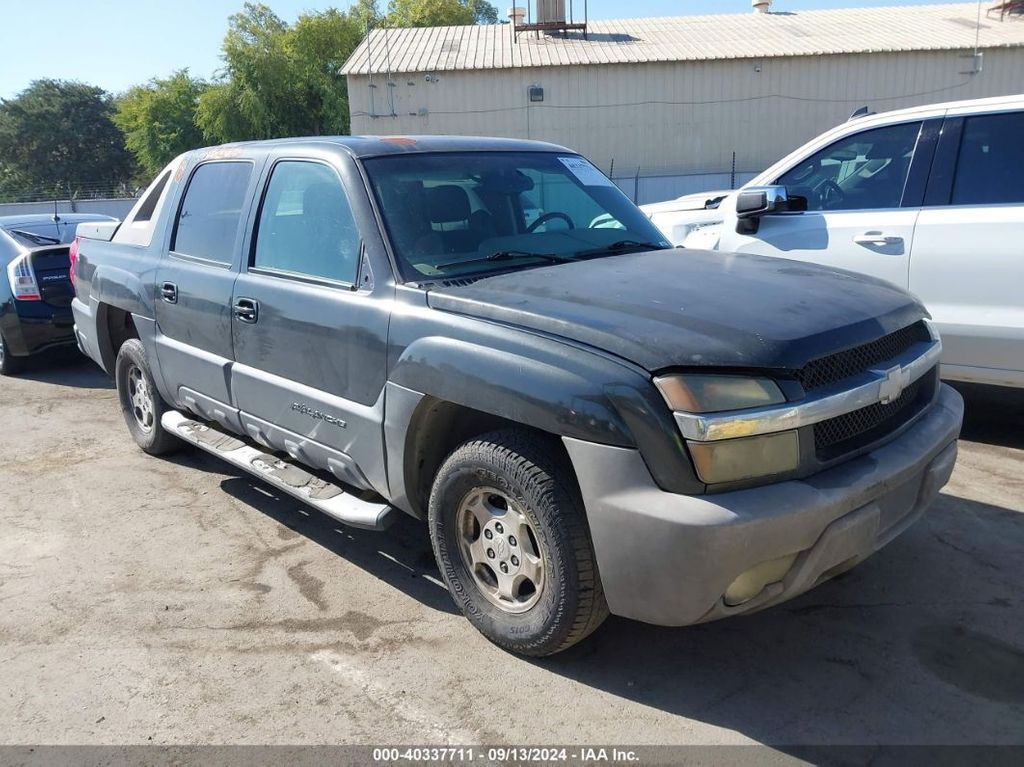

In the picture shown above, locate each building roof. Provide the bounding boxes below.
[341,3,1024,76]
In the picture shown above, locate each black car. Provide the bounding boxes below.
[0,213,116,375]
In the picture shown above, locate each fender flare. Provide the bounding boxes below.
[389,335,637,447]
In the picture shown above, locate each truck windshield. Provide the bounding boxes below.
[363,152,671,281]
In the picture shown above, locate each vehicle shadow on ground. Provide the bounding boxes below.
[533,492,1024,745]
[13,350,112,390]
[952,382,1024,450]
[162,448,459,616]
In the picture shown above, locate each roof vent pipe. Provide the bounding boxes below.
[752,0,772,12]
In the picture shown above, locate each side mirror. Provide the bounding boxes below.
[736,186,789,219]
[735,185,806,234]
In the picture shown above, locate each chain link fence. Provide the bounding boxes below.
[0,181,144,205]
[0,182,141,219]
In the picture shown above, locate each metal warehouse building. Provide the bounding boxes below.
[342,2,1024,203]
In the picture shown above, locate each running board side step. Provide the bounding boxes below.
[161,411,396,531]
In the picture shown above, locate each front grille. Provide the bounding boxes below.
[814,370,935,460]
[797,321,931,391]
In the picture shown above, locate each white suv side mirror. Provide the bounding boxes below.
[735,185,807,234]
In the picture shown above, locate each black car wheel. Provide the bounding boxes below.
[429,429,608,656]
[115,339,179,455]
[0,333,25,376]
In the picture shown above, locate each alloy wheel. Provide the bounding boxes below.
[127,364,155,432]
[456,487,545,614]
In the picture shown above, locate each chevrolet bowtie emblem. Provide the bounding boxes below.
[878,365,911,405]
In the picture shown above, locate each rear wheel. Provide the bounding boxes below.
[115,339,179,455]
[0,333,25,376]
[428,429,608,656]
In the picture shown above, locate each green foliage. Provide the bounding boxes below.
[114,71,208,179]
[290,9,366,135]
[0,79,133,196]
[468,0,499,24]
[351,0,384,32]
[386,0,499,26]
[195,3,364,143]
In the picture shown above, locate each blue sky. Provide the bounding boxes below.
[0,1,965,98]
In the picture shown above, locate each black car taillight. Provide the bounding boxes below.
[6,254,41,301]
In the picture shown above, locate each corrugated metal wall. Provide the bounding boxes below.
[347,47,1024,203]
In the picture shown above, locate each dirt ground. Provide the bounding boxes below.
[1,352,1022,749]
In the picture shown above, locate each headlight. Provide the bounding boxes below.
[655,374,796,484]
[654,374,785,413]
[688,430,800,484]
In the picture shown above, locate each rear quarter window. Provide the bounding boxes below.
[113,159,180,247]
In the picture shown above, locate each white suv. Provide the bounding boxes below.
[644,94,1024,389]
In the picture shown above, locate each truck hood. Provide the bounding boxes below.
[426,249,926,373]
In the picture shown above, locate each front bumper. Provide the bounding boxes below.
[564,384,963,626]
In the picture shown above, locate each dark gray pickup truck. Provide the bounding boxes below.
[72,136,963,656]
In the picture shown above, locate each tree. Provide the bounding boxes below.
[193,0,501,146]
[468,0,499,24]
[0,80,133,197]
[193,82,252,145]
[196,3,363,143]
[351,0,384,32]
[288,9,365,136]
[114,71,208,179]
[385,0,499,26]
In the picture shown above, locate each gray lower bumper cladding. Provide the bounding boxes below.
[564,385,964,626]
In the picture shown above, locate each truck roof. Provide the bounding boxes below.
[196,135,574,159]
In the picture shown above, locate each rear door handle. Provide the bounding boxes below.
[160,282,178,303]
[233,297,259,324]
[853,231,903,247]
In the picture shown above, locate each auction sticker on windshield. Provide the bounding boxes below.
[558,156,615,187]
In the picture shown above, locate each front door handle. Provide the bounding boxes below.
[233,297,259,324]
[853,231,903,247]
[160,282,178,303]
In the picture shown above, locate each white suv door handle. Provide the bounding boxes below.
[854,231,903,247]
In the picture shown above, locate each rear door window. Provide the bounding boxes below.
[251,161,361,284]
[951,111,1024,206]
[172,161,253,264]
[777,122,923,211]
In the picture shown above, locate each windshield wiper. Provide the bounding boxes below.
[572,240,671,259]
[7,228,61,245]
[436,250,572,270]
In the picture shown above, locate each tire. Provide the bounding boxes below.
[0,333,25,376]
[115,338,179,455]
[428,429,608,656]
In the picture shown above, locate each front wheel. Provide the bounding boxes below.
[428,430,608,656]
[115,338,179,455]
